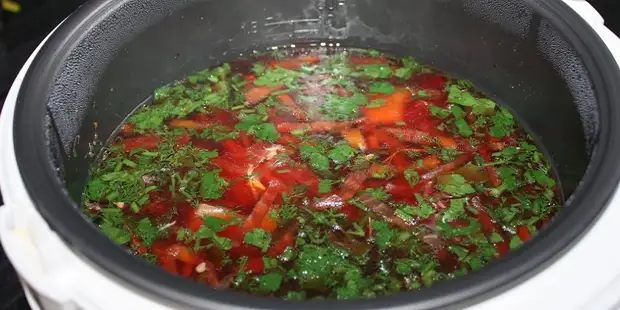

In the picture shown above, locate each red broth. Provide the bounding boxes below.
[83,48,561,300]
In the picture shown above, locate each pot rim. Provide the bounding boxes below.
[11,0,620,309]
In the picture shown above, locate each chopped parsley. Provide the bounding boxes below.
[438,174,476,196]
[244,228,272,252]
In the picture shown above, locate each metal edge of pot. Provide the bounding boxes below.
[10,0,620,309]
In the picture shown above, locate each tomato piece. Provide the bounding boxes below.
[143,201,170,217]
[268,231,296,257]
[175,134,191,149]
[167,244,199,264]
[475,210,498,234]
[229,244,263,259]
[218,225,245,244]
[517,226,532,242]
[220,140,247,159]
[160,256,178,275]
[277,134,298,145]
[412,73,447,90]
[389,152,412,173]
[496,239,510,257]
[349,57,389,65]
[374,131,404,151]
[385,176,413,198]
[123,135,161,152]
[180,262,193,277]
[340,203,361,222]
[404,100,431,124]
[220,180,258,211]
[212,156,247,179]
[121,123,135,134]
[243,257,265,274]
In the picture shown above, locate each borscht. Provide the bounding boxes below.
[82,48,561,300]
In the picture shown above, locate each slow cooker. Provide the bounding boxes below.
[2,0,620,309]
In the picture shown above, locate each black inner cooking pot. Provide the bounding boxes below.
[11,0,620,309]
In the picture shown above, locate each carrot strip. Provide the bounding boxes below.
[421,153,474,180]
[362,89,409,125]
[276,121,354,133]
[245,86,282,105]
[421,155,442,170]
[195,204,237,221]
[169,119,209,129]
[270,55,321,70]
[343,128,367,150]
[385,128,457,149]
[260,207,279,233]
[242,180,287,231]
[277,94,307,121]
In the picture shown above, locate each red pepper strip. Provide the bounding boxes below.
[241,180,287,231]
[421,153,474,181]
[340,170,369,201]
[245,86,282,105]
[517,226,532,242]
[275,121,354,133]
[278,94,307,121]
[123,135,161,152]
[384,128,457,149]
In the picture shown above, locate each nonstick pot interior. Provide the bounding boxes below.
[12,0,620,309]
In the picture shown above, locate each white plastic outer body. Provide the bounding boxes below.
[0,1,619,309]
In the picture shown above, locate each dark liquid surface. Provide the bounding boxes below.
[82,48,561,300]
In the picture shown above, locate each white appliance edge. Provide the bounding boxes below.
[0,1,618,309]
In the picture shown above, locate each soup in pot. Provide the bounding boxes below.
[82,48,561,300]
